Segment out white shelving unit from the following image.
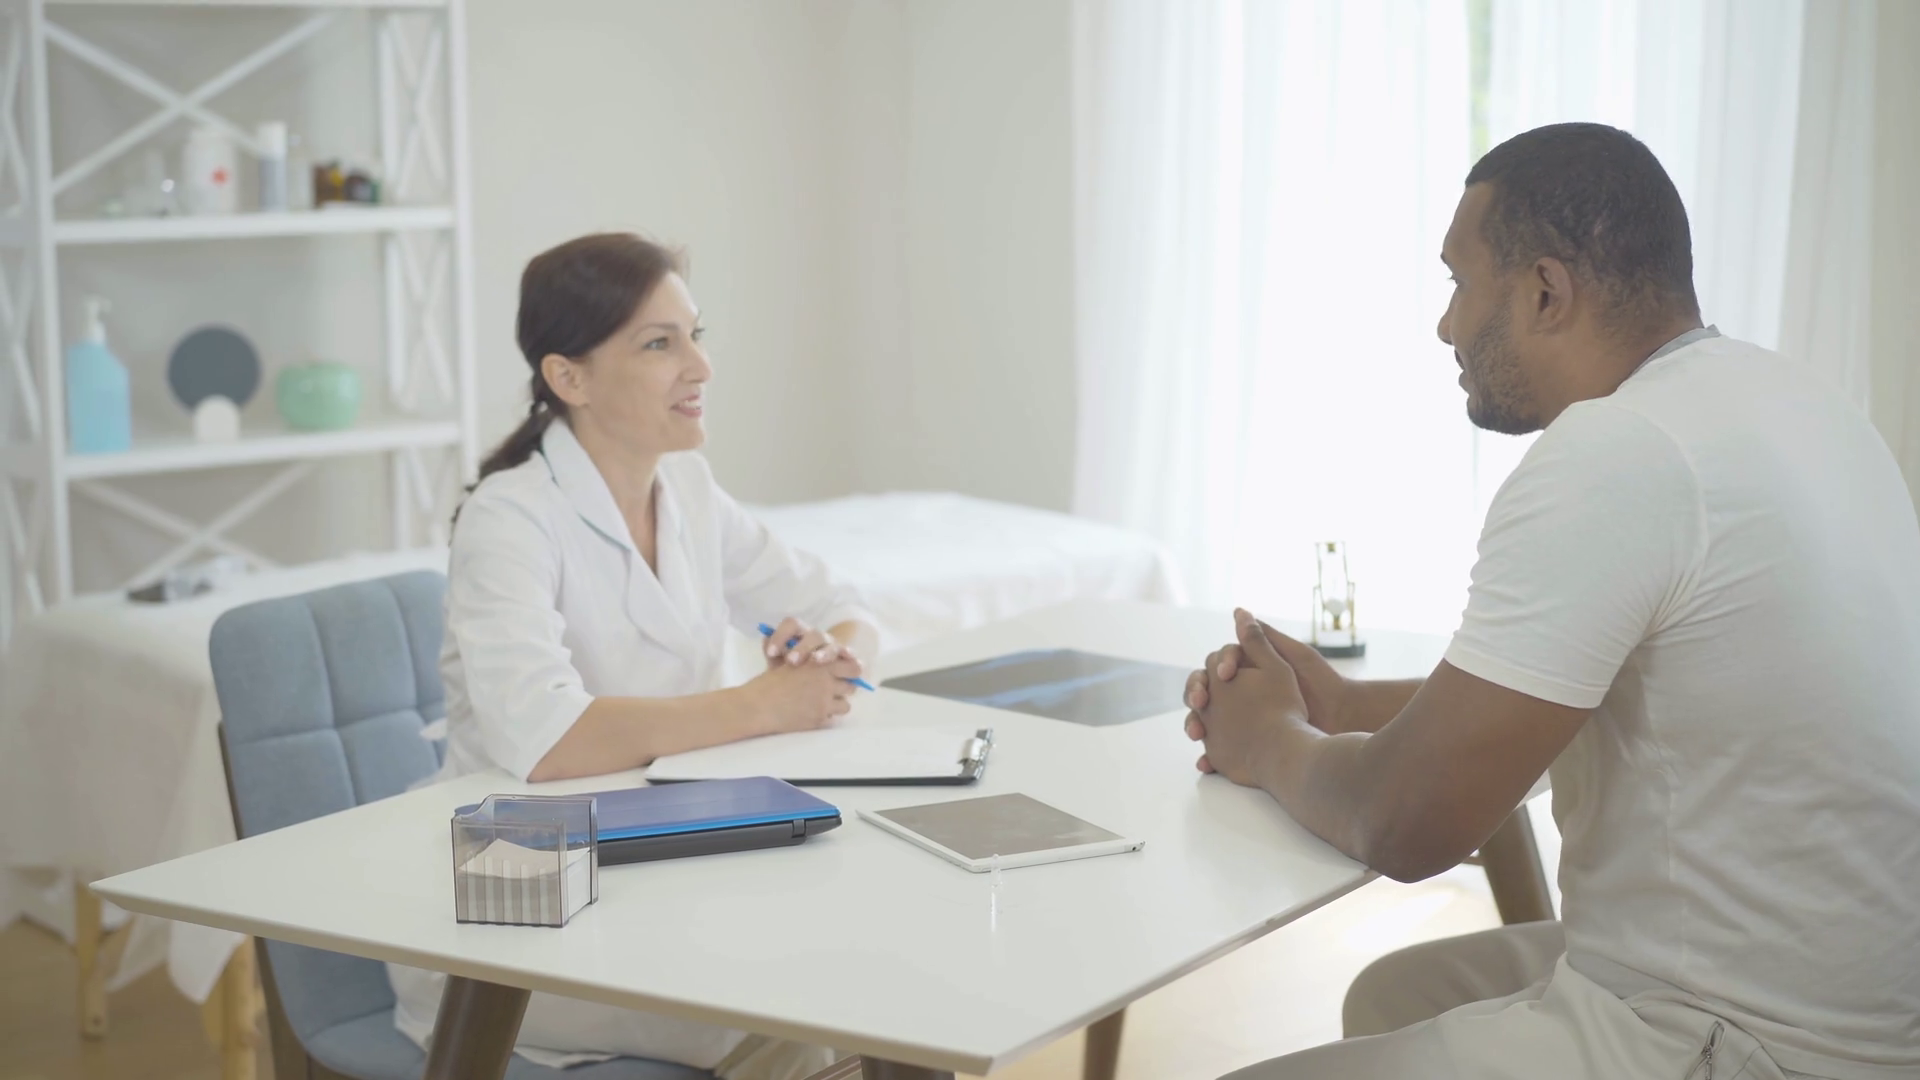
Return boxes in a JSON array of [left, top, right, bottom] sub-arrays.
[[0, 0, 479, 645]]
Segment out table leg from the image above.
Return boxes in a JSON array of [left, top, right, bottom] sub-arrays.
[[1480, 808, 1554, 925], [199, 939, 262, 1080], [1083, 1008, 1125, 1080], [423, 975, 531, 1080], [800, 1059, 864, 1080], [858, 1059, 954, 1080], [75, 879, 107, 1039], [74, 880, 129, 1039]]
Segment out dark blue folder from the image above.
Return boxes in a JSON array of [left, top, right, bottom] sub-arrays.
[[461, 777, 842, 866]]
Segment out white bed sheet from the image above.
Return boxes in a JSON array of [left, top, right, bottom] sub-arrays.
[[751, 492, 1185, 649]]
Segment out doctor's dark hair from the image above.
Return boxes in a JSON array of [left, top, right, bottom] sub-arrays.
[[472, 233, 684, 486], [1465, 122, 1700, 329]]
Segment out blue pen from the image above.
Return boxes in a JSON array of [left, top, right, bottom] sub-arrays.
[[758, 623, 877, 691]]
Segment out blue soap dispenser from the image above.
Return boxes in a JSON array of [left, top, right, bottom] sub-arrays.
[[65, 296, 131, 455]]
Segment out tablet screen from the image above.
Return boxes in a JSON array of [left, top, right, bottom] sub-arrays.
[[872, 793, 1122, 860]]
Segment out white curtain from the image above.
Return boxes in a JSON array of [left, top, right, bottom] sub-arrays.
[[1073, 0, 1893, 636], [1778, 0, 1877, 409], [1073, 0, 1476, 632]]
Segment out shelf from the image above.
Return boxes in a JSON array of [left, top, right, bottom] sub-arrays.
[[53, 206, 455, 246], [64, 419, 461, 480], [49, 1, 446, 8]]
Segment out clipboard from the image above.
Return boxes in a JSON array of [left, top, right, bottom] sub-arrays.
[[646, 727, 995, 787]]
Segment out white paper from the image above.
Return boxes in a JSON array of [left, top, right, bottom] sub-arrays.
[[646, 726, 978, 783], [458, 839, 591, 926]]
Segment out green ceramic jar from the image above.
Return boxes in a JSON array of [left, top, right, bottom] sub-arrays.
[[275, 362, 361, 432]]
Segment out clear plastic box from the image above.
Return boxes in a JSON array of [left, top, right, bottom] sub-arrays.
[[451, 794, 599, 927]]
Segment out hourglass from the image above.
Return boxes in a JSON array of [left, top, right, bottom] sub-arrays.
[[1310, 541, 1366, 658]]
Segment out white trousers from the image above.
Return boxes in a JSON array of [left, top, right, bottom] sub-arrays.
[[389, 963, 838, 1080], [1225, 922, 1808, 1080]]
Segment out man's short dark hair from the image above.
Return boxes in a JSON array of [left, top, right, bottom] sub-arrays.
[[1465, 122, 1700, 327]]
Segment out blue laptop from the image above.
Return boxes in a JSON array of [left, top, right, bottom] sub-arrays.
[[460, 777, 842, 866]]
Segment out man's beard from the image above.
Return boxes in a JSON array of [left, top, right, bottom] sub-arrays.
[[1462, 304, 1537, 435]]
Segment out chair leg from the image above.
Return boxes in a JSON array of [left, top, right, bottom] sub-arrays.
[[1480, 808, 1554, 925], [1083, 1008, 1125, 1080], [200, 940, 263, 1080]]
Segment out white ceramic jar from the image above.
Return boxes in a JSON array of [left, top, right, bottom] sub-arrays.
[[181, 126, 239, 215]]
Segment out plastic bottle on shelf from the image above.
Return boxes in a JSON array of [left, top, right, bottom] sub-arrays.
[[256, 121, 288, 212], [65, 297, 132, 455], [286, 132, 314, 211]]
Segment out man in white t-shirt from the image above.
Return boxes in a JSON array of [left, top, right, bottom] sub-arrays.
[[1186, 122, 1920, 1080]]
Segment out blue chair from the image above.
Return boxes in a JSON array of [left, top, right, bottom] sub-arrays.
[[210, 570, 705, 1080]]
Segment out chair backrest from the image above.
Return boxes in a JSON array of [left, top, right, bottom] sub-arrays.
[[210, 570, 447, 1047]]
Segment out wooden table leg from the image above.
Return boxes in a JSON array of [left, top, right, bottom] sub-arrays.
[[199, 939, 263, 1080], [799, 1059, 865, 1080], [75, 879, 108, 1039], [859, 1059, 954, 1080], [1480, 808, 1554, 925], [423, 975, 531, 1080], [1083, 1008, 1125, 1080], [72, 878, 143, 1040]]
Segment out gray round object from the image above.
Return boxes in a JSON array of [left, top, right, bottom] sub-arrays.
[[167, 326, 261, 410]]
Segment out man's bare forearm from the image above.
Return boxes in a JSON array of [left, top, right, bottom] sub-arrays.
[[1334, 678, 1425, 734], [1255, 720, 1383, 863]]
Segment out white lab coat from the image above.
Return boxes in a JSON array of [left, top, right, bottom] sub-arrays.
[[437, 417, 872, 784], [391, 418, 869, 1072]]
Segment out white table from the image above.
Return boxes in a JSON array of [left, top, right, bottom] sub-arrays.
[[95, 601, 1448, 1078], [3, 495, 1181, 1014]]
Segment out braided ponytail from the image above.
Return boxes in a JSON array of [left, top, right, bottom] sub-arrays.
[[474, 375, 562, 485]]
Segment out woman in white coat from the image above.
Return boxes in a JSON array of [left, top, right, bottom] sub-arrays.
[[391, 233, 877, 1080]]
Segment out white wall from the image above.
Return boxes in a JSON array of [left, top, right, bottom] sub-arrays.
[[464, 0, 858, 505], [466, 0, 1078, 511], [846, 0, 1078, 511]]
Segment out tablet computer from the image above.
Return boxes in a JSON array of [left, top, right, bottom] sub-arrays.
[[859, 792, 1143, 872]]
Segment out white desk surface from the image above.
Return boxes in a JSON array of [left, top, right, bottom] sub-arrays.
[[95, 600, 1447, 1075]]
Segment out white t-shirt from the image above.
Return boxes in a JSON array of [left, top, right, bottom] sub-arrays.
[[1446, 333, 1920, 1080]]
